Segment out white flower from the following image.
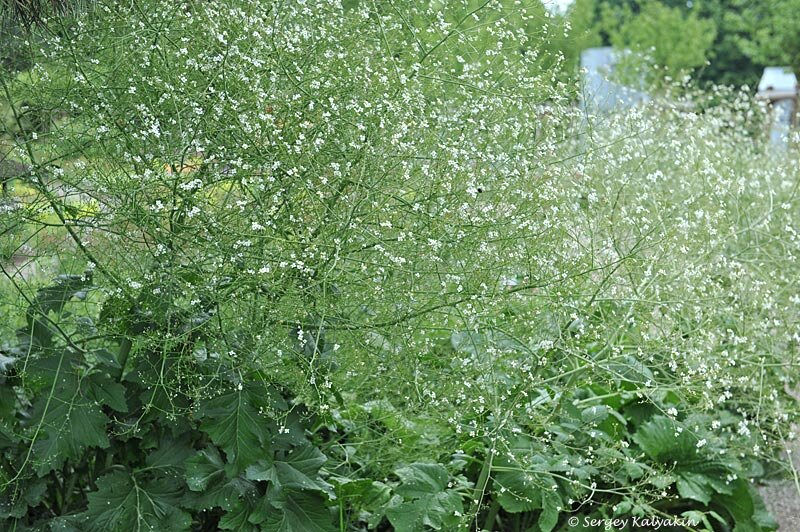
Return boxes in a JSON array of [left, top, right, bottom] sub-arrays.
[[179, 179, 203, 191]]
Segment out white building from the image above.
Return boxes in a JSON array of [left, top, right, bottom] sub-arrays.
[[580, 47, 649, 112], [756, 67, 798, 148]]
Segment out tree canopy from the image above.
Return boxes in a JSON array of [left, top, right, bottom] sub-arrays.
[[562, 0, 800, 89]]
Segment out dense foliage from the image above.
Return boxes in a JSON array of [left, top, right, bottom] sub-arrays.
[[565, 0, 800, 89], [1, 1, 799, 531]]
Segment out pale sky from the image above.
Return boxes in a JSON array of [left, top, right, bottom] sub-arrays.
[[543, 0, 574, 15]]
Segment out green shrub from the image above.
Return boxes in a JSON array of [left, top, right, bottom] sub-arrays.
[[0, 1, 797, 530]]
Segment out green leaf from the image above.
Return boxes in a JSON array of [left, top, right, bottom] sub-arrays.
[[539, 489, 561, 532], [676, 473, 713, 505], [0, 478, 47, 518], [632, 416, 698, 464], [49, 516, 83, 531], [613, 500, 633, 516], [331, 478, 392, 527], [274, 445, 328, 491], [714, 479, 778, 531], [494, 469, 543, 513], [385, 463, 463, 531], [751, 488, 779, 530], [23, 347, 82, 393], [333, 478, 392, 506], [187, 447, 227, 491], [185, 447, 256, 510], [606, 354, 654, 386], [91, 348, 121, 370], [145, 433, 196, 470], [622, 461, 646, 480], [82, 471, 191, 532], [86, 372, 128, 412], [246, 444, 333, 496], [218, 498, 259, 531], [199, 385, 271, 469], [0, 420, 18, 449], [32, 381, 110, 475], [393, 463, 449, 498], [581, 405, 610, 425], [28, 273, 92, 315], [0, 384, 16, 420], [649, 473, 677, 489], [386, 491, 463, 532], [23, 273, 92, 349], [262, 491, 336, 532]]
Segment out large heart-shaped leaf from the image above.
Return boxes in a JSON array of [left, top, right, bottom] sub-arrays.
[[385, 463, 463, 532], [494, 468, 543, 514], [82, 471, 191, 532], [31, 372, 110, 475], [245, 444, 332, 495], [394, 463, 449, 498], [261, 491, 335, 532], [185, 447, 256, 510], [23, 273, 92, 349], [199, 385, 271, 469], [386, 491, 463, 532], [632, 416, 698, 464]]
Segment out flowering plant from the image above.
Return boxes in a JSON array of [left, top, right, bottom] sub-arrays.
[[0, 1, 796, 530]]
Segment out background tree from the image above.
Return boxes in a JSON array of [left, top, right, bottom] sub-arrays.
[[600, 0, 717, 88], [727, 0, 800, 77], [563, 0, 768, 89], [691, 0, 763, 88]]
